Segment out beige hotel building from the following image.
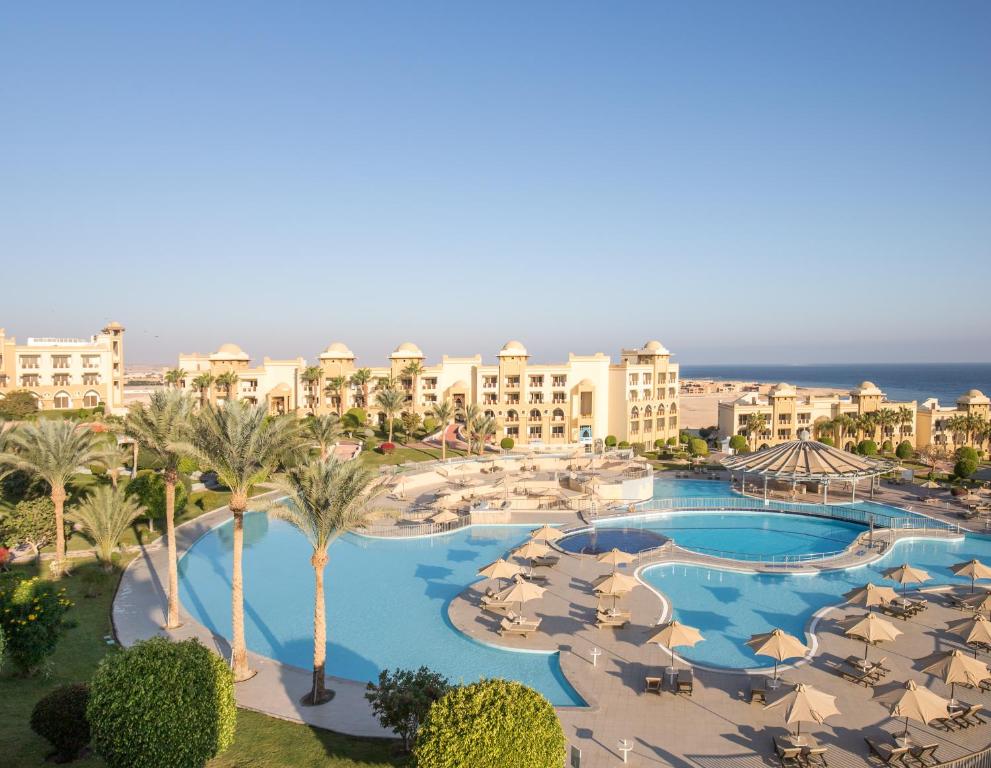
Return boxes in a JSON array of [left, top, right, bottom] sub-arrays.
[[175, 339, 681, 446], [0, 323, 127, 414]]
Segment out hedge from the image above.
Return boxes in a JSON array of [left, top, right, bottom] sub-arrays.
[[500, 437, 514, 450], [896, 441, 914, 460], [30, 683, 91, 761]]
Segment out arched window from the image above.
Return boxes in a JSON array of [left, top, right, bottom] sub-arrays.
[[83, 391, 100, 408], [643, 405, 652, 419], [54, 391, 71, 409], [529, 408, 541, 421], [484, 409, 494, 419], [657, 403, 666, 416], [669, 403, 678, 415], [630, 406, 639, 419], [507, 409, 518, 422], [552, 408, 564, 421]]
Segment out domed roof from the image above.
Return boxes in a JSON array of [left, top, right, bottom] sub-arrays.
[[211, 343, 249, 360], [958, 389, 990, 405], [769, 382, 796, 395], [498, 340, 529, 357], [390, 342, 424, 359], [642, 340, 670, 354], [852, 381, 883, 395], [319, 342, 355, 359]]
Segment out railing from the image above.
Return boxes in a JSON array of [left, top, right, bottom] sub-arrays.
[[937, 745, 991, 768]]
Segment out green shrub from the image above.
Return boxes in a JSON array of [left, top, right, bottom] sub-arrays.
[[89, 464, 108, 478], [0, 497, 58, 560], [653, 439, 664, 449], [857, 440, 878, 456], [957, 446, 979, 463], [88, 637, 236, 768], [414, 679, 565, 768], [679, 431, 691, 444], [618, 440, 630, 449], [500, 437, 514, 451], [896, 441, 914, 460], [955, 457, 979, 480], [30, 683, 91, 761], [631, 442, 645, 456], [0, 575, 73, 674], [344, 407, 367, 426], [365, 667, 451, 752], [0, 624, 5, 672], [666, 436, 678, 446], [882, 440, 893, 453], [604, 435, 617, 448], [422, 417, 439, 432], [819, 437, 835, 446], [125, 470, 187, 523], [0, 389, 40, 419], [729, 435, 748, 453], [177, 456, 200, 475], [689, 438, 709, 457]]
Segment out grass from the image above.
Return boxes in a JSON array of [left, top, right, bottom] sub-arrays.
[[1, 557, 406, 768], [358, 443, 472, 468]]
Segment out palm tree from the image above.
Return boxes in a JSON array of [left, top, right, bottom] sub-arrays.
[[458, 403, 482, 454], [349, 368, 373, 409], [896, 406, 914, 445], [164, 368, 187, 389], [300, 366, 323, 414], [125, 390, 194, 628], [0, 419, 111, 576], [307, 414, 344, 461], [177, 401, 302, 681], [856, 412, 879, 445], [103, 439, 134, 489], [273, 458, 385, 704], [215, 371, 239, 403], [743, 413, 768, 452], [429, 400, 455, 461], [325, 376, 348, 416], [813, 418, 834, 442], [375, 387, 405, 444], [469, 415, 497, 456], [877, 409, 898, 450], [73, 485, 144, 572], [832, 413, 856, 450], [401, 361, 426, 410], [192, 372, 215, 408]]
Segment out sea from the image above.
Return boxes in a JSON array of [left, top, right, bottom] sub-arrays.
[[679, 363, 991, 406]]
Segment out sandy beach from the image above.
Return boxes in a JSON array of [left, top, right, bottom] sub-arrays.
[[679, 380, 844, 429]]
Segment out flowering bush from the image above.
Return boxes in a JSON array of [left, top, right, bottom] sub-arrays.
[[0, 574, 73, 674], [379, 442, 396, 454]]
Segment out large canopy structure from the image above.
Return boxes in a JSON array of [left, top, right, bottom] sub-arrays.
[[722, 432, 894, 503]]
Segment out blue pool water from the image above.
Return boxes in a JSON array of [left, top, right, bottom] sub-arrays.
[[179, 518, 584, 705]]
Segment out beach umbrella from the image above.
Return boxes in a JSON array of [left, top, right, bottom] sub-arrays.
[[494, 574, 546, 618], [597, 548, 635, 568], [844, 583, 899, 611], [477, 558, 523, 587], [963, 593, 991, 615], [530, 524, 564, 542], [647, 620, 704, 669], [746, 629, 810, 684], [883, 564, 932, 595], [513, 540, 551, 561], [951, 559, 991, 594], [765, 683, 840, 737], [922, 480, 940, 490], [921, 650, 991, 705], [595, 571, 639, 611], [948, 614, 991, 652], [429, 510, 460, 525], [842, 613, 902, 662], [875, 680, 950, 741]]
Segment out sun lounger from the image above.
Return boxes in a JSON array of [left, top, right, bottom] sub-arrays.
[[499, 617, 540, 637], [881, 603, 912, 621], [909, 744, 939, 766], [676, 668, 693, 695], [749, 680, 767, 704], [957, 703, 985, 726], [947, 593, 975, 610], [830, 660, 875, 687], [521, 572, 549, 583], [644, 676, 662, 695], [774, 738, 803, 768], [805, 744, 828, 767], [531, 555, 560, 568], [866, 738, 912, 766], [596, 612, 629, 629], [480, 596, 516, 614]]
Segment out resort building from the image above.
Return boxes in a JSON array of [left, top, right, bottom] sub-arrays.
[[179, 339, 681, 446], [175, 344, 306, 415], [916, 390, 991, 452], [718, 382, 918, 451], [0, 323, 126, 414]]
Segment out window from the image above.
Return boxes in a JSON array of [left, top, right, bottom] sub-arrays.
[[52, 355, 71, 369], [484, 410, 495, 418], [506, 409, 519, 422], [19, 355, 40, 369], [630, 422, 639, 434], [629, 373, 639, 385], [506, 426, 519, 437], [644, 373, 652, 385], [529, 392, 544, 404], [483, 376, 498, 388], [505, 393, 520, 405], [552, 375, 566, 387], [629, 390, 639, 401], [505, 376, 520, 388], [21, 374, 40, 387], [551, 425, 564, 437], [483, 394, 497, 405], [529, 375, 544, 388], [529, 408, 541, 421], [52, 374, 70, 386], [552, 408, 565, 421], [83, 391, 100, 408], [54, 391, 71, 409], [82, 355, 100, 369], [422, 377, 437, 390], [630, 406, 640, 419], [528, 426, 542, 438]]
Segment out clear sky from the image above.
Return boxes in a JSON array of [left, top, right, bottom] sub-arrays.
[[2, 2, 989, 366]]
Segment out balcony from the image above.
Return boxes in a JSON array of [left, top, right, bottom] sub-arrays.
[[552, 376, 566, 387], [552, 393, 566, 404], [529, 395, 544, 405], [504, 378, 520, 389], [483, 377, 498, 388], [505, 394, 520, 405], [529, 377, 544, 388]]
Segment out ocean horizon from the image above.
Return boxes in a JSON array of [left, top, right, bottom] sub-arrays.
[[679, 363, 991, 406]]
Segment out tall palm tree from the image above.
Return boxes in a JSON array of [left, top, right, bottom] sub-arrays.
[[125, 390, 194, 628], [458, 403, 482, 454], [103, 439, 133, 489], [832, 413, 856, 450], [856, 411, 879, 444], [192, 372, 215, 408], [469, 415, 497, 456], [164, 368, 187, 389], [300, 366, 323, 414], [0, 419, 111, 576], [877, 409, 898, 449], [401, 361, 426, 410], [743, 412, 768, 452], [176, 401, 302, 681], [896, 406, 914, 445], [272, 458, 385, 704], [215, 371, 239, 403], [325, 376, 348, 416], [429, 400, 455, 461], [349, 368, 373, 409], [73, 485, 144, 572], [813, 417, 834, 442], [307, 414, 344, 461], [375, 387, 405, 444]]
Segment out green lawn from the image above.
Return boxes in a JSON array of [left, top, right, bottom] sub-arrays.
[[1, 557, 406, 768], [358, 443, 471, 468]]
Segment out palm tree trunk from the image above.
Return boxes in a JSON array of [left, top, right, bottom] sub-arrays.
[[131, 441, 138, 479], [388, 416, 394, 444], [230, 497, 254, 681], [307, 551, 331, 705], [441, 422, 447, 461], [164, 469, 181, 629], [51, 485, 67, 577]]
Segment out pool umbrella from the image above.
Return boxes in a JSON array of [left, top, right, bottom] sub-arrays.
[[494, 574, 546, 619], [513, 540, 550, 561], [883, 564, 932, 595], [765, 683, 840, 737], [842, 613, 902, 663], [647, 620, 704, 670], [948, 614, 991, 653], [429, 510, 460, 526], [746, 629, 810, 686], [875, 680, 950, 742], [921, 650, 991, 705], [963, 592, 991, 615], [477, 558, 523, 588], [530, 524, 564, 542], [844, 583, 899, 611], [597, 548, 635, 569], [951, 559, 991, 594], [595, 571, 639, 611]]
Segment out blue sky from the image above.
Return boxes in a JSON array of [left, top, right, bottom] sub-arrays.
[[2, 2, 989, 365]]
